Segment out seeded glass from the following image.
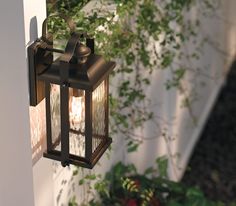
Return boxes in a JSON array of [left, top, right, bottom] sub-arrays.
[[68, 88, 86, 157], [50, 84, 61, 151], [92, 81, 106, 153], [50, 84, 86, 157], [45, 78, 111, 168]]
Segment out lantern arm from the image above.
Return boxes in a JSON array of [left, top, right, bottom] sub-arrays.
[[60, 33, 81, 63], [60, 32, 92, 65]]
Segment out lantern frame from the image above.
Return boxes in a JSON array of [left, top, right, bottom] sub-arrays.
[[28, 16, 115, 168]]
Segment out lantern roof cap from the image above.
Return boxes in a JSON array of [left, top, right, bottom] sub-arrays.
[[38, 54, 115, 91]]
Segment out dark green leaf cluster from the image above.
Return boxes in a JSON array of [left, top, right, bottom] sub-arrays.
[[88, 160, 228, 206]]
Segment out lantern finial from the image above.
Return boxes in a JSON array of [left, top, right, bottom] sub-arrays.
[[74, 43, 91, 64]]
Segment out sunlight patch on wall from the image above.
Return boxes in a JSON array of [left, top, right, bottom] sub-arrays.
[[30, 99, 46, 165]]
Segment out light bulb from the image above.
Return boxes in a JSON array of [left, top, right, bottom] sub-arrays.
[[69, 90, 85, 131]]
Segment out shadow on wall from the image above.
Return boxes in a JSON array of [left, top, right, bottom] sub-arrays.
[[27, 16, 38, 46], [27, 15, 47, 165]]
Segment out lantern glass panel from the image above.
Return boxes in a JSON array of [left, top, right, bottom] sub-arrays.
[[92, 80, 107, 154], [50, 84, 61, 151], [49, 84, 86, 157], [68, 88, 86, 157]]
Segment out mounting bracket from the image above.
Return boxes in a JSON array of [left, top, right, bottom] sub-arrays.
[[28, 36, 53, 106]]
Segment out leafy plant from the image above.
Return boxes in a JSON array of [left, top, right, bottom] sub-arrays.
[[87, 160, 227, 206]]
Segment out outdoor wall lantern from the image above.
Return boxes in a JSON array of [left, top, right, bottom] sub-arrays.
[[28, 15, 116, 168]]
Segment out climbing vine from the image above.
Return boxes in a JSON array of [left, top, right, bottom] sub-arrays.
[[46, 0, 223, 205], [48, 0, 221, 153]]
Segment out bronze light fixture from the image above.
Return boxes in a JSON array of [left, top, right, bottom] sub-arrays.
[[28, 15, 116, 168]]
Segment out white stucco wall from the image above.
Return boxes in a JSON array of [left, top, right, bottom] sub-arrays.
[[0, 0, 35, 206], [0, 1, 236, 206], [126, 1, 236, 180]]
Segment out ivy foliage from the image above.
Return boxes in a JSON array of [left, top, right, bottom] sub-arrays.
[[46, 0, 220, 153]]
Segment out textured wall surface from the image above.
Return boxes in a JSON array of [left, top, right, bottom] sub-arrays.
[[1, 1, 234, 206], [126, 1, 234, 180], [0, 0, 34, 206], [126, 0, 236, 180], [31, 1, 236, 205]]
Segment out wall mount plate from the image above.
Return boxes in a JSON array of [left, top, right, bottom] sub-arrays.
[[28, 37, 53, 106]]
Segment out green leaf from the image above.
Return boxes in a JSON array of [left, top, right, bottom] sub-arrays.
[[73, 169, 78, 176], [85, 174, 97, 180], [68, 196, 78, 206], [79, 179, 84, 185], [156, 156, 168, 178], [144, 167, 154, 175], [186, 188, 204, 198], [127, 143, 139, 153], [174, 68, 186, 80]]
